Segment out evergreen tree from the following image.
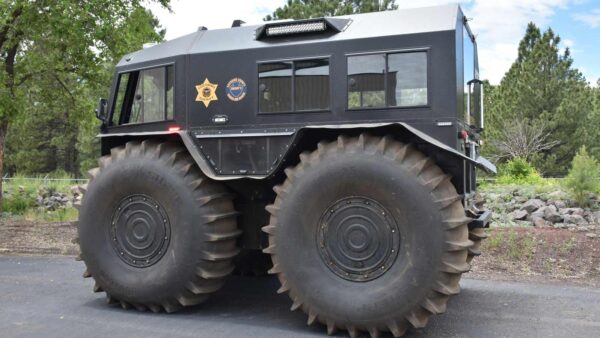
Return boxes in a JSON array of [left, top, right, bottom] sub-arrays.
[[484, 23, 592, 176], [0, 1, 169, 210], [265, 0, 397, 20]]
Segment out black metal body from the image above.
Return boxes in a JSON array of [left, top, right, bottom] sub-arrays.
[[98, 5, 495, 249]]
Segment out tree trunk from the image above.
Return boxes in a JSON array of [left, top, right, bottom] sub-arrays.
[[0, 121, 7, 212]]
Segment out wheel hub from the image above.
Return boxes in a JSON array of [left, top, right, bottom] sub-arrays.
[[317, 197, 400, 282], [109, 194, 170, 268]]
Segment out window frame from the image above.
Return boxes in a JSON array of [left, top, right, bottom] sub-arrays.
[[110, 62, 176, 126], [257, 55, 332, 115], [345, 48, 430, 111]]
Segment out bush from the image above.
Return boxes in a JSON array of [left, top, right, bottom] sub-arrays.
[[3, 193, 36, 215], [563, 146, 600, 207], [496, 157, 545, 185]]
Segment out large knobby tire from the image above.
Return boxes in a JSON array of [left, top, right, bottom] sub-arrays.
[[262, 134, 473, 338], [75, 140, 240, 312], [467, 227, 487, 264]]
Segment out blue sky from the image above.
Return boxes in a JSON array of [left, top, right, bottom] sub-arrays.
[[550, 2, 600, 86], [150, 0, 600, 85]]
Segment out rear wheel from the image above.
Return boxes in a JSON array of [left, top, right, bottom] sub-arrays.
[[75, 140, 240, 312], [263, 134, 472, 337]]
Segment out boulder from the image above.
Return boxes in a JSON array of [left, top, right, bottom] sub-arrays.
[[511, 209, 528, 221], [521, 199, 545, 213], [553, 223, 567, 229], [560, 208, 585, 216], [531, 206, 547, 219], [552, 200, 567, 209], [544, 205, 563, 223], [593, 211, 600, 223], [532, 216, 547, 227], [563, 214, 586, 225], [515, 196, 527, 203]]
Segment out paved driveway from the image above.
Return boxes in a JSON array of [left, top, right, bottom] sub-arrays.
[[1, 256, 599, 337]]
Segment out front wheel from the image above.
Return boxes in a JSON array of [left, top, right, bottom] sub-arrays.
[[263, 134, 472, 337], [76, 140, 240, 312]]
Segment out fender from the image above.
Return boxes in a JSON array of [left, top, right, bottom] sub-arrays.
[[99, 122, 497, 181]]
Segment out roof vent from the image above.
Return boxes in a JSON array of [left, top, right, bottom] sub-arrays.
[[255, 17, 351, 40], [197, 26, 208, 31]]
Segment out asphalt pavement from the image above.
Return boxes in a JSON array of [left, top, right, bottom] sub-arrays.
[[1, 256, 599, 338]]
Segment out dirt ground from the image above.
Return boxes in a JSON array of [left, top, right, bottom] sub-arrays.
[[0, 220, 79, 256], [1, 220, 599, 287], [469, 226, 600, 287]]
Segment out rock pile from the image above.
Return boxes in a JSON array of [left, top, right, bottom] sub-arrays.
[[480, 187, 600, 229], [35, 185, 83, 211]]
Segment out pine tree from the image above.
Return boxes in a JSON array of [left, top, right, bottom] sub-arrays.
[[484, 23, 592, 176]]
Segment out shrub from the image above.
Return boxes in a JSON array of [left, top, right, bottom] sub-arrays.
[[3, 193, 36, 215], [496, 157, 545, 185], [563, 146, 600, 207]]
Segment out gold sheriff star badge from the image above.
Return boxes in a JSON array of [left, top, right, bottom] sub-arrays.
[[195, 78, 218, 108]]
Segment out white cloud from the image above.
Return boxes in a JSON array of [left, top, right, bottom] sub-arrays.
[[148, 0, 575, 85], [563, 38, 575, 47], [572, 8, 600, 27]]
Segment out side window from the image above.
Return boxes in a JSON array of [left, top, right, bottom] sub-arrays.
[[259, 58, 330, 113], [112, 73, 130, 124], [347, 51, 427, 109], [294, 59, 330, 111], [111, 65, 174, 125], [166, 66, 174, 120], [259, 62, 292, 113], [348, 54, 385, 109], [388, 52, 427, 106]]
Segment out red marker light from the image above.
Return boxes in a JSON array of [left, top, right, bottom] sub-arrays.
[[168, 126, 181, 133]]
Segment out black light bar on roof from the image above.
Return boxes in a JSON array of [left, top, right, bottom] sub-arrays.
[[256, 18, 352, 40], [266, 20, 327, 36]]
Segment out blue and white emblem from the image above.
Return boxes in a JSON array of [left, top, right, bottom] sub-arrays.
[[226, 78, 247, 102]]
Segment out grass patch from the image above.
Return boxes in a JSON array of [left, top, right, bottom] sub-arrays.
[[23, 207, 78, 223], [2, 174, 83, 222]]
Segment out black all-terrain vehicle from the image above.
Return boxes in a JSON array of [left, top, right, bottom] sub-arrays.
[[77, 4, 495, 337]]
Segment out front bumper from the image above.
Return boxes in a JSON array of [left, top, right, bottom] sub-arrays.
[[468, 210, 492, 229]]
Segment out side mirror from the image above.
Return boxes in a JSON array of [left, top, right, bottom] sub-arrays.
[[96, 98, 108, 122]]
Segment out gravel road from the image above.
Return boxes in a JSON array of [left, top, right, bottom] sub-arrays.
[[1, 256, 599, 338]]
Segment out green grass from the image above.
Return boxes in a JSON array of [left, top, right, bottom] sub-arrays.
[[2, 174, 83, 222], [487, 229, 538, 261]]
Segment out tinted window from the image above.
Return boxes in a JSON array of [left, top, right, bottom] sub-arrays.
[[347, 52, 428, 109], [112, 65, 174, 125], [259, 58, 330, 113], [464, 27, 474, 122], [166, 66, 174, 120], [112, 73, 130, 124], [130, 67, 166, 123], [463, 25, 481, 127], [388, 52, 427, 106], [259, 62, 292, 113], [348, 54, 385, 108], [295, 59, 330, 111]]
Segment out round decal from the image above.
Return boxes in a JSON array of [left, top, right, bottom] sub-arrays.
[[226, 78, 247, 102]]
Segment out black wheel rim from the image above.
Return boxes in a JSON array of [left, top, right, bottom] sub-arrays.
[[317, 197, 400, 282], [109, 194, 171, 268]]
